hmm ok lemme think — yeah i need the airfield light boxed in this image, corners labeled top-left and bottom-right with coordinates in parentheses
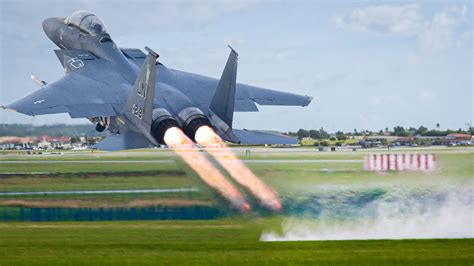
top-left (163, 127), bottom-right (250, 212)
top-left (195, 126), bottom-right (282, 212)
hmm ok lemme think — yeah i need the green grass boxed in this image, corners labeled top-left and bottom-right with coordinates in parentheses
top-left (0, 174), bottom-right (191, 192)
top-left (0, 161), bottom-right (178, 173)
top-left (0, 147), bottom-right (473, 264)
top-left (0, 219), bottom-right (472, 265)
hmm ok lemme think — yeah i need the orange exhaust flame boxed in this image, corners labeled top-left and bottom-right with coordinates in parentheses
top-left (163, 127), bottom-right (250, 212)
top-left (195, 126), bottom-right (282, 212)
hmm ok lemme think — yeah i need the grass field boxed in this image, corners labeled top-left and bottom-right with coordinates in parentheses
top-left (0, 147), bottom-right (473, 264)
top-left (1, 219), bottom-right (473, 265)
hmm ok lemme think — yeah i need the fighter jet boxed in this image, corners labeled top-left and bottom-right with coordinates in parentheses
top-left (3, 11), bottom-right (312, 151)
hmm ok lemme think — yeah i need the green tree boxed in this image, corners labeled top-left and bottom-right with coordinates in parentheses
top-left (335, 131), bottom-right (347, 141)
top-left (297, 129), bottom-right (310, 140)
top-left (309, 130), bottom-right (320, 140)
top-left (415, 126), bottom-right (428, 135)
top-left (70, 136), bottom-right (81, 144)
top-left (319, 128), bottom-right (329, 139)
top-left (393, 126), bottom-right (408, 136)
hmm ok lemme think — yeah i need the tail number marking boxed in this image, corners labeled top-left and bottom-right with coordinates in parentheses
top-left (131, 104), bottom-right (143, 119)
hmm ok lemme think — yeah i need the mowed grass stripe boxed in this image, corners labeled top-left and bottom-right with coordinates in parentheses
top-left (0, 220), bottom-right (472, 265)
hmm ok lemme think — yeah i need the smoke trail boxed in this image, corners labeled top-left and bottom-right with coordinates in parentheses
top-left (261, 187), bottom-right (474, 241)
top-left (163, 127), bottom-right (250, 212)
top-left (195, 126), bottom-right (281, 212)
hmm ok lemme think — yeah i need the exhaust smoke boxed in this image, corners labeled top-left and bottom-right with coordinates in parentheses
top-left (261, 187), bottom-right (474, 241)
top-left (163, 127), bottom-right (250, 212)
top-left (195, 126), bottom-right (281, 212)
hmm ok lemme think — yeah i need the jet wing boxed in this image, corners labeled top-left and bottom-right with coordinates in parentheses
top-left (237, 84), bottom-right (312, 107)
top-left (4, 72), bottom-right (124, 118)
top-left (123, 48), bottom-right (313, 111)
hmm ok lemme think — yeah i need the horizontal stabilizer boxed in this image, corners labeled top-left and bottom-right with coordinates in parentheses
top-left (233, 129), bottom-right (297, 145)
top-left (93, 131), bottom-right (154, 151)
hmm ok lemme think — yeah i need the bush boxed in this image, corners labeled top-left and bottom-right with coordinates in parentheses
top-left (313, 141), bottom-right (320, 146)
top-left (321, 141), bottom-right (329, 147)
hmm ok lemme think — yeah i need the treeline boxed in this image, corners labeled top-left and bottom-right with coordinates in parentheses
top-left (291, 125), bottom-right (473, 141)
top-left (0, 124), bottom-right (102, 137)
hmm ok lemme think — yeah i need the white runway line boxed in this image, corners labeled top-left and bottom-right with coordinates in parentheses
top-left (0, 160), bottom-right (175, 164)
top-left (242, 159), bottom-right (363, 163)
top-left (0, 188), bottom-right (199, 196)
top-left (0, 159), bottom-right (363, 164)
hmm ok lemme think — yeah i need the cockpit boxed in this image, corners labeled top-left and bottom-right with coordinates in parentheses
top-left (66, 11), bottom-right (108, 36)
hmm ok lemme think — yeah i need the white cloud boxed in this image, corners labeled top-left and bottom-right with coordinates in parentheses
top-left (418, 5), bottom-right (468, 52)
top-left (337, 4), bottom-right (470, 52)
top-left (336, 4), bottom-right (423, 35)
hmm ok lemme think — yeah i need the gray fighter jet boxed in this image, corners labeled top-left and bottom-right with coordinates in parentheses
top-left (3, 11), bottom-right (312, 151)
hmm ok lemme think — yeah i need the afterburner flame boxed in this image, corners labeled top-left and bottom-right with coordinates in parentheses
top-left (164, 127), bottom-right (250, 212)
top-left (195, 126), bottom-right (282, 212)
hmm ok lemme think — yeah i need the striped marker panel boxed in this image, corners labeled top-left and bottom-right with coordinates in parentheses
top-left (364, 154), bottom-right (436, 171)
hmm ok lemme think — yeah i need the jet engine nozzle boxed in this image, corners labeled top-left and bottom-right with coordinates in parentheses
top-left (151, 108), bottom-right (180, 144)
top-left (177, 107), bottom-right (211, 141)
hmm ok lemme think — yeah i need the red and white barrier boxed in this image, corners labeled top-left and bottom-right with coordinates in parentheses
top-left (364, 154), bottom-right (436, 171)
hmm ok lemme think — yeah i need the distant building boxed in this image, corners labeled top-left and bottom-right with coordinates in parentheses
top-left (445, 133), bottom-right (471, 142)
top-left (445, 133), bottom-right (472, 145)
top-left (394, 136), bottom-right (416, 146)
top-left (0, 135), bottom-right (72, 150)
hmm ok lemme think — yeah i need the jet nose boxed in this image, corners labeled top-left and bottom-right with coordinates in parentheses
top-left (42, 17), bottom-right (64, 43)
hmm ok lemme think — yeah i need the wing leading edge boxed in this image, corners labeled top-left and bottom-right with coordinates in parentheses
top-left (237, 84), bottom-right (313, 108)
top-left (4, 72), bottom-right (123, 118)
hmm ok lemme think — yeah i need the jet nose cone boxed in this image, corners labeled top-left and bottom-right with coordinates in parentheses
top-left (42, 17), bottom-right (65, 46)
top-left (42, 17), bottom-right (58, 35)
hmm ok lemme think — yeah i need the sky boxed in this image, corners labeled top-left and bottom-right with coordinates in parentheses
top-left (0, 0), bottom-right (472, 132)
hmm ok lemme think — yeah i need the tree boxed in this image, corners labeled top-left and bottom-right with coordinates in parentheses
top-left (415, 126), bottom-right (428, 135)
top-left (335, 131), bottom-right (347, 141)
top-left (393, 126), bottom-right (408, 136)
top-left (296, 129), bottom-right (310, 140)
top-left (70, 136), bottom-right (81, 144)
top-left (309, 130), bottom-right (320, 140)
top-left (436, 123), bottom-right (440, 129)
top-left (319, 128), bottom-right (329, 139)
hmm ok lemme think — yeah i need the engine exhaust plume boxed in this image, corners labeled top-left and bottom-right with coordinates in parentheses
top-left (163, 127), bottom-right (250, 212)
top-left (195, 126), bottom-right (282, 212)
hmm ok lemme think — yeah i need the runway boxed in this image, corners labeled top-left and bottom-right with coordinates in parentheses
top-left (0, 188), bottom-right (198, 196)
top-left (0, 159), bottom-right (362, 164)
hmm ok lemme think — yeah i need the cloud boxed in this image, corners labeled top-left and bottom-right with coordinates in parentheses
top-left (336, 4), bottom-right (423, 35)
top-left (337, 4), bottom-right (470, 52)
top-left (418, 5), bottom-right (468, 52)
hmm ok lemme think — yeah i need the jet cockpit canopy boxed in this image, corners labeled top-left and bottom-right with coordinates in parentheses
top-left (66, 11), bottom-right (107, 36)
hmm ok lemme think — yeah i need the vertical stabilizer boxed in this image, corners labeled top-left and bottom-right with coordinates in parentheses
top-left (123, 47), bottom-right (158, 135)
top-left (210, 46), bottom-right (238, 128)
